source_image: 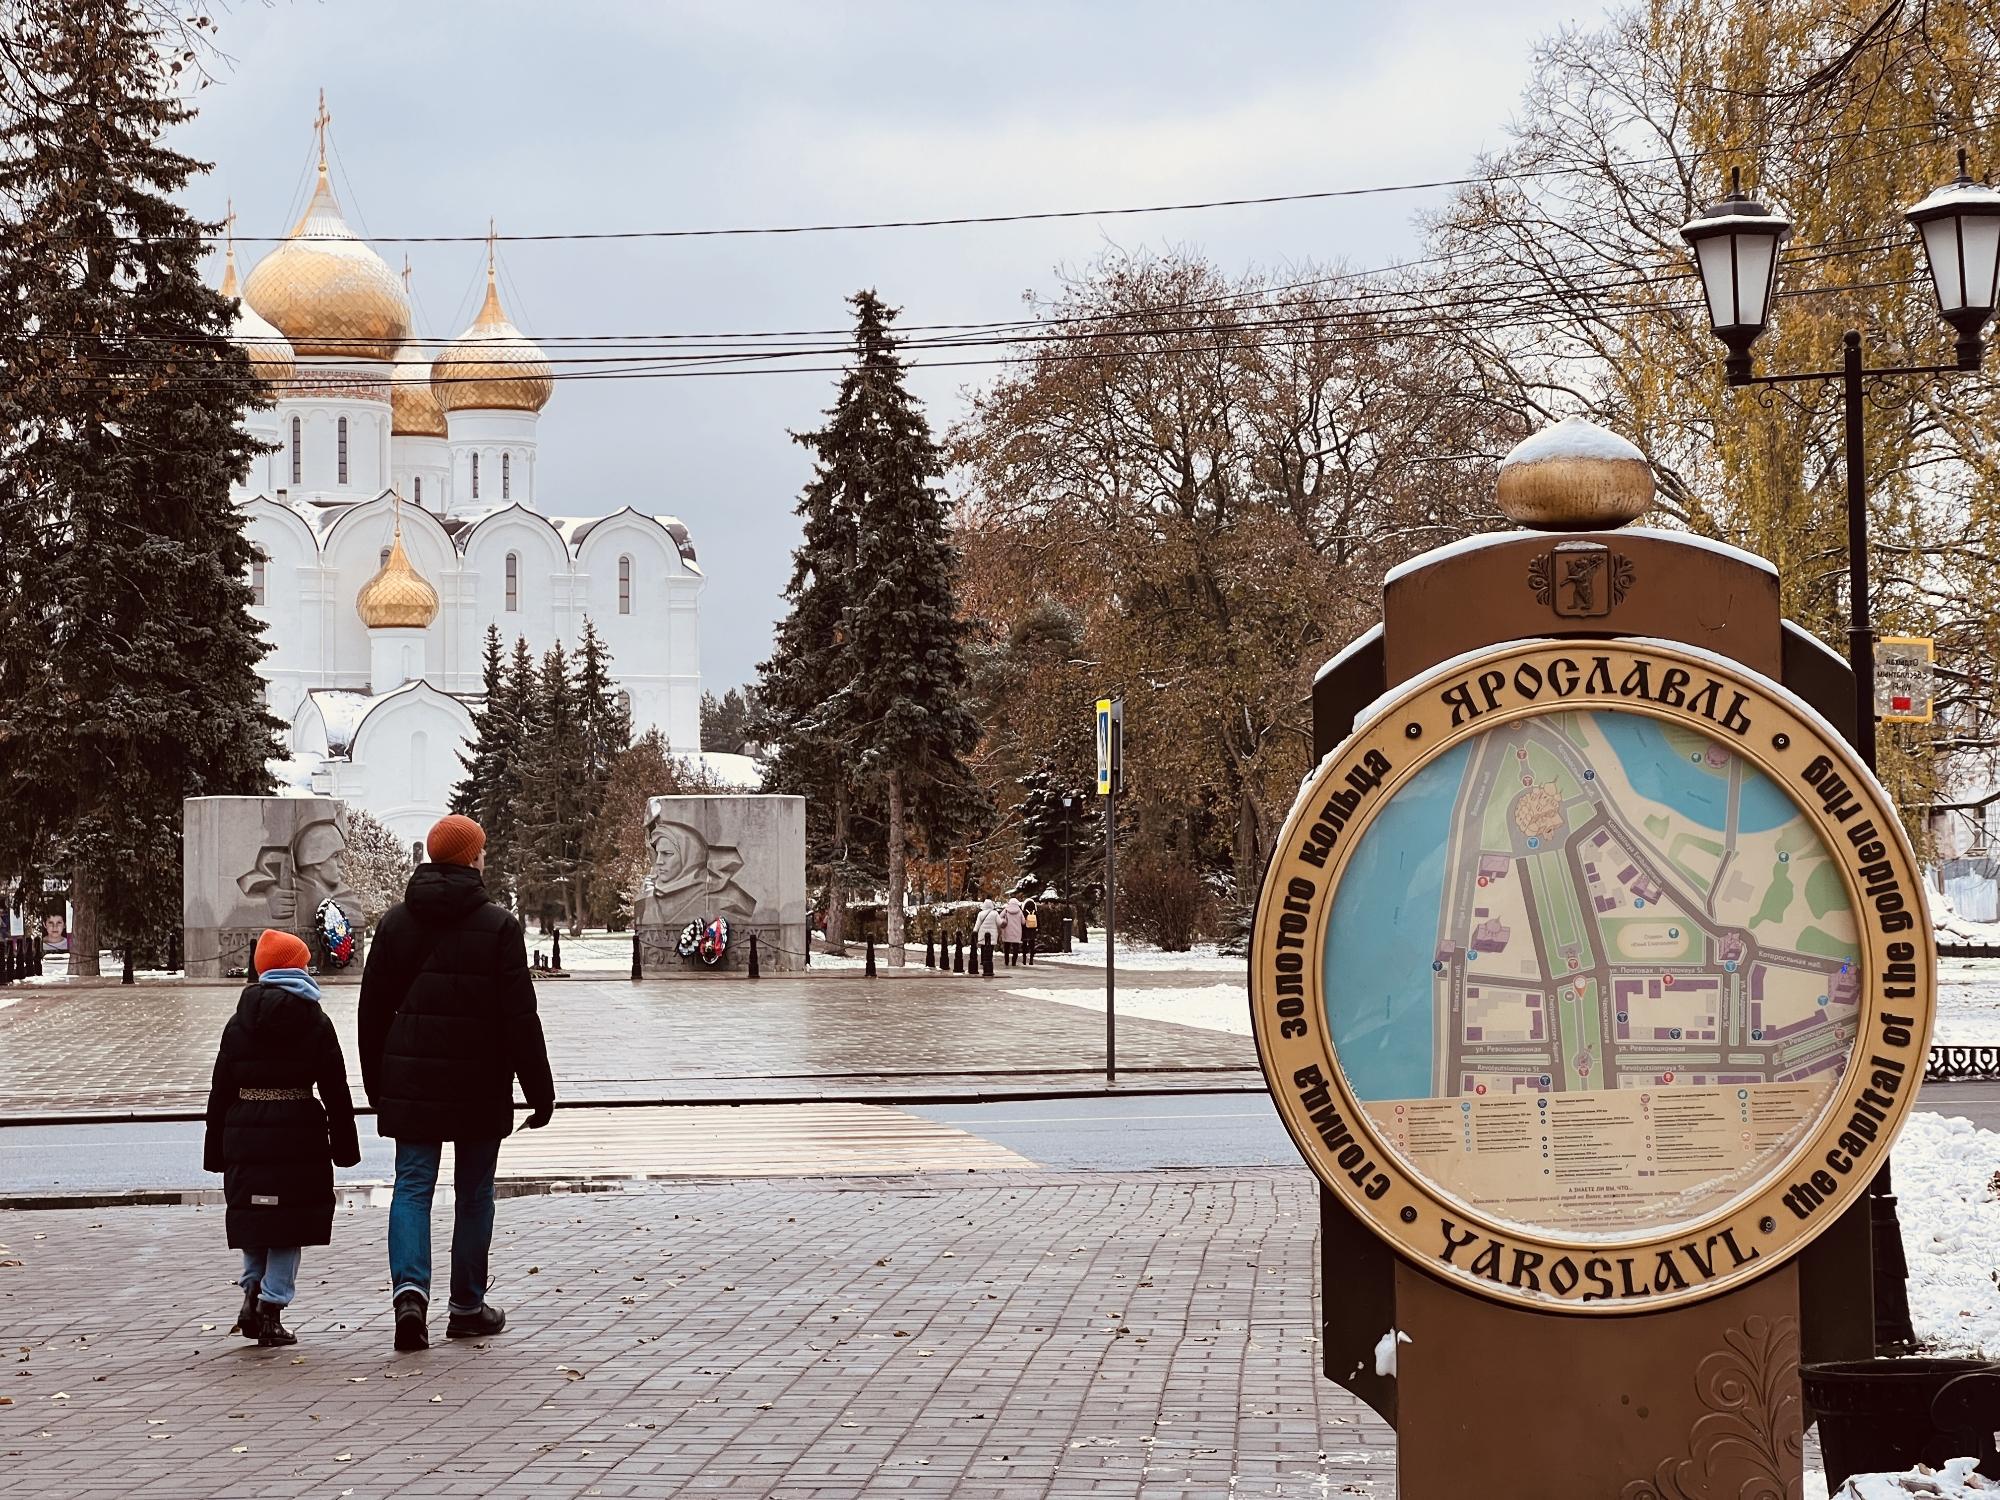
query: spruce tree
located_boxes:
[515,642,587,933]
[835,291,982,964]
[0,0,277,974]
[573,618,631,925]
[468,635,536,905]
[1015,766,1066,896]
[451,624,510,817]
[755,304,881,951]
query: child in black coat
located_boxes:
[203,929,360,1346]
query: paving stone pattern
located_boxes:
[0,974,1255,1116]
[0,1170,1395,1498]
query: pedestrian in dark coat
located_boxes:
[203,929,360,1348]
[359,814,555,1353]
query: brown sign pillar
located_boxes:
[1255,421,1934,1498]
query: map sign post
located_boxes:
[1255,419,1934,1497]
[1097,696,1122,1082]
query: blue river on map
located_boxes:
[1324,709,1803,1102]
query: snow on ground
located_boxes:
[1035,934,1246,974]
[1893,1111,2000,1359]
[1007,981,1250,1036]
[1831,1459,1999,1497]
[1937,960,2000,1044]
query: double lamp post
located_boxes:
[1679,152,2000,1352]
[1678,151,2000,770]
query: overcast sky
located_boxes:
[172,0,1602,697]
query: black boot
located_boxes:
[393,1291,429,1352]
[235,1281,261,1340]
[445,1303,507,1340]
[256,1299,296,1348]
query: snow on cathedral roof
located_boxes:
[241,492,698,569]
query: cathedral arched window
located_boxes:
[471,453,480,499]
[413,476,422,507]
[505,551,518,612]
[380,544,391,568]
[289,416,301,486]
[618,555,632,615]
[250,551,267,607]
[502,453,511,499]
[337,416,349,485]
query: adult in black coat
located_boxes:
[203,931,360,1347]
[358,814,555,1353]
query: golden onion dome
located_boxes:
[242,163,411,362]
[219,239,295,386]
[390,342,449,439]
[356,521,440,629]
[431,264,554,413]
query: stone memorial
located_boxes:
[633,795,807,974]
[184,796,356,978]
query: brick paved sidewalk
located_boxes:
[0,975,1255,1116]
[0,1170,1394,1498]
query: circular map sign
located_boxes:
[1251,639,1933,1313]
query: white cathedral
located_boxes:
[221,120,710,848]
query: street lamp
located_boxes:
[1680,151,2000,772]
[1060,793,1074,902]
[1681,151,2000,1361]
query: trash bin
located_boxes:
[1803,1358,2000,1491]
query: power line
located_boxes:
[190,119,1961,245]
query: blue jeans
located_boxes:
[240,1247,301,1307]
[388,1138,502,1315]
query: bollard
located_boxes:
[169,927,182,973]
[551,928,563,972]
[122,946,135,985]
[32,936,43,977]
[865,937,876,977]
[925,933,935,968]
[632,931,643,980]
[981,935,994,978]
[748,932,760,979]
[952,934,964,973]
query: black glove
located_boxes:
[524,1105,554,1130]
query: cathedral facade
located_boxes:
[222,127,704,847]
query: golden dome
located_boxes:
[219,238,295,385]
[432,262,554,413]
[242,163,411,361]
[390,342,449,438]
[356,521,440,629]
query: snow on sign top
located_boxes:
[1499,415,1647,470]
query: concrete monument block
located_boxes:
[633,795,807,974]
[183,796,355,979]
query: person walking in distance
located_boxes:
[973,898,1001,979]
[360,814,555,1352]
[1000,893,1025,967]
[203,929,360,1347]
[1022,898,1039,965]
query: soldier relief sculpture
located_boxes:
[641,815,754,967]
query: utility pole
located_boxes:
[1097,698,1122,1082]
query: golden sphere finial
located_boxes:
[1495,416,1654,531]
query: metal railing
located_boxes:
[0,936,45,985]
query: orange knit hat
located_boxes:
[427,813,487,867]
[254,929,311,974]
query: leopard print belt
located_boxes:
[238,1087,312,1101]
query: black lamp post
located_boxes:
[1060,793,1074,902]
[1680,152,2000,771]
[1682,151,2000,1358]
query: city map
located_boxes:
[1329,708,1864,1232]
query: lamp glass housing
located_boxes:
[1907,175,2000,326]
[1679,194,1792,347]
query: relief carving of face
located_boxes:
[236,813,352,923]
[646,818,754,917]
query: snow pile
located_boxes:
[1499,414,1646,468]
[1936,962,2000,1045]
[1834,1459,1999,1497]
[1934,885,2000,947]
[1037,936,1246,974]
[1892,1112,2000,1357]
[1372,1329,1411,1378]
[1005,981,1251,1036]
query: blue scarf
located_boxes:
[259,967,322,1003]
